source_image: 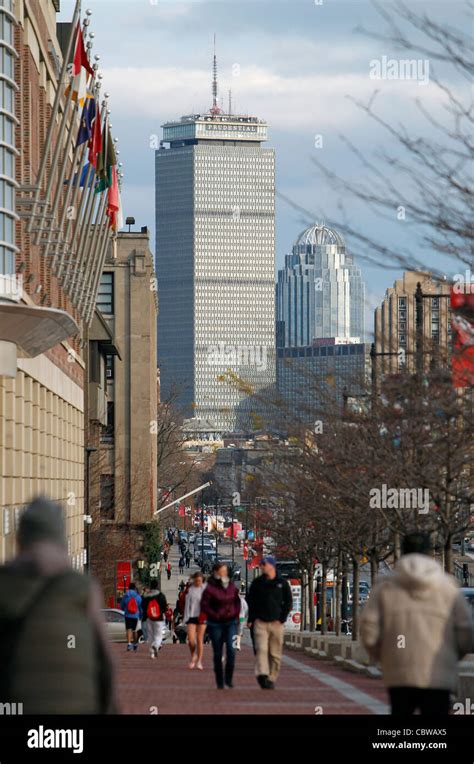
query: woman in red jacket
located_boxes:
[200,562,241,689]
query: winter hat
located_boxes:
[18,495,67,550]
[261,556,277,568]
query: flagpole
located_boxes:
[84,206,112,325]
[71,166,100,304]
[26,0,81,234]
[32,13,89,245]
[43,36,96,263]
[68,101,108,297]
[50,128,89,270]
[79,188,108,317]
[76,178,106,312]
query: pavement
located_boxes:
[114,534,389,715]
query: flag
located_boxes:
[111,188,124,233]
[72,22,94,77]
[65,69,92,109]
[88,101,102,168]
[96,126,117,192]
[107,165,119,222]
[76,98,95,146]
[64,162,95,188]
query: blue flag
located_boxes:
[77,98,96,146]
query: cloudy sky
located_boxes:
[59,0,468,338]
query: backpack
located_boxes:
[126,596,138,615]
[147,598,161,621]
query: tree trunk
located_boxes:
[308,561,316,632]
[444,536,453,574]
[352,556,360,641]
[321,560,327,634]
[335,550,342,636]
[300,571,306,631]
[370,554,378,586]
[393,531,401,563]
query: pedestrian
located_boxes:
[0,496,117,713]
[179,556,185,575]
[163,550,168,563]
[140,585,150,643]
[200,562,241,689]
[236,592,248,651]
[360,532,472,715]
[140,579,167,659]
[165,604,174,632]
[247,556,292,689]
[185,549,191,568]
[166,561,172,580]
[184,571,207,670]
[121,582,142,652]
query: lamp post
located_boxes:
[84,446,97,574]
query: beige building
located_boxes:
[374,271,452,378]
[0,1,118,567]
[88,230,158,603]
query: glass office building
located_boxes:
[276,223,365,346]
[156,111,275,431]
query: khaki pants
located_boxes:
[253,619,284,682]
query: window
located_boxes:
[106,354,114,380]
[100,475,114,520]
[97,272,114,314]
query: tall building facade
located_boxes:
[275,223,366,423]
[276,223,365,346]
[374,271,452,376]
[0,1,119,568]
[89,230,158,603]
[156,95,276,432]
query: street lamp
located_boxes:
[84,446,97,573]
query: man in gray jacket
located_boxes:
[360,532,472,715]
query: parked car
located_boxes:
[101,608,128,642]
[461,587,474,621]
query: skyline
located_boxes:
[58,0,469,335]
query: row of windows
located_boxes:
[0,145,14,175]
[0,12,13,46]
[0,113,14,143]
[0,177,13,207]
[0,244,13,273]
[96,272,114,314]
[278,345,365,358]
[0,210,13,241]
[0,45,14,80]
[0,79,14,112]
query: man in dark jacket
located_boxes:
[141,579,167,659]
[0,496,117,713]
[247,556,292,689]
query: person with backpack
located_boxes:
[0,496,117,713]
[185,549,191,568]
[140,579,167,659]
[165,604,174,632]
[179,556,185,574]
[167,561,172,580]
[121,582,142,652]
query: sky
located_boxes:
[59,0,469,339]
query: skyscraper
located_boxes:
[276,223,367,422]
[155,49,275,431]
[276,223,365,346]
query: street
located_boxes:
[115,538,388,715]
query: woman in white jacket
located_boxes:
[183,571,207,670]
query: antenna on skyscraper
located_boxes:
[210,33,221,115]
[228,89,232,115]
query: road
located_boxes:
[114,537,389,715]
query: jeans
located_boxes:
[389,687,451,715]
[206,620,238,688]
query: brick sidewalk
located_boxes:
[114,639,389,715]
